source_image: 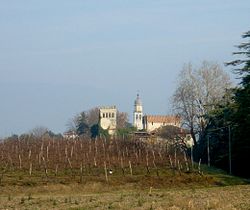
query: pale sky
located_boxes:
[0,1,249,137]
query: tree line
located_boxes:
[172,30,250,178]
[66,107,134,138]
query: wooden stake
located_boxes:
[153,160,159,176]
[126,147,129,157]
[46,146,49,160]
[28,149,32,160]
[198,158,201,174]
[104,161,108,182]
[169,155,173,169]
[65,146,68,158]
[95,140,97,155]
[149,187,152,196]
[158,151,163,161]
[71,146,74,158]
[184,152,189,172]
[42,157,48,177]
[191,146,194,170]
[174,149,177,168]
[29,162,32,176]
[152,150,155,161]
[129,160,133,176]
[55,164,58,176]
[67,158,72,169]
[177,160,181,175]
[146,153,150,174]
[18,154,22,169]
[94,157,97,167]
[80,163,83,183]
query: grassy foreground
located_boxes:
[0,183,249,209]
[0,169,249,210]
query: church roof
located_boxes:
[144,115,180,124]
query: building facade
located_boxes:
[63,130,78,139]
[99,106,117,135]
[133,94,144,130]
[133,94,181,132]
[143,115,181,132]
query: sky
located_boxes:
[0,0,249,137]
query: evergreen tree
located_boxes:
[200,31,250,177]
[76,112,90,136]
[204,90,236,171]
[226,30,250,177]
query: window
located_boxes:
[152,122,154,125]
[109,113,111,118]
[106,113,108,118]
[103,113,105,118]
[136,114,138,120]
[139,115,141,120]
[112,113,114,118]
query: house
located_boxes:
[63,130,78,139]
[143,115,181,132]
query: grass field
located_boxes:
[0,168,249,210]
[0,183,249,209]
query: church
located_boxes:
[96,94,180,136]
[133,94,181,132]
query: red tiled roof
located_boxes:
[144,115,180,124]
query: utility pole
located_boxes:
[228,125,232,175]
[190,145,194,169]
[207,135,210,167]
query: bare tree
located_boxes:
[86,107,99,126]
[30,126,48,138]
[172,61,231,146]
[66,108,129,136]
[117,111,129,129]
[66,117,78,132]
[66,107,99,133]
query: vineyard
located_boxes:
[0,135,204,186]
[1,136,249,209]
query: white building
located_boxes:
[143,115,181,132]
[63,130,78,139]
[132,94,181,132]
[99,106,117,135]
[133,94,143,130]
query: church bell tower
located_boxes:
[133,94,143,130]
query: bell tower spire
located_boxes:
[133,93,143,130]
